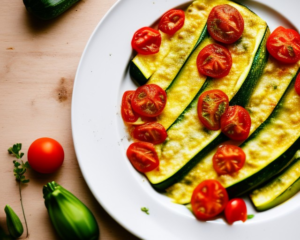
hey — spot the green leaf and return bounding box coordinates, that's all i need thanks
[24,162,31,169]
[141,207,149,215]
[247,214,255,220]
[21,179,30,183]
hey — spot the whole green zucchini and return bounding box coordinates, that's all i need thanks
[43,181,99,240]
[23,0,80,20]
[4,205,24,239]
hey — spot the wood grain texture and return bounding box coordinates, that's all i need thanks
[0,0,139,239]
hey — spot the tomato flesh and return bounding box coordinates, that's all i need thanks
[267,26,300,64]
[225,198,247,224]
[131,27,161,55]
[133,122,167,144]
[191,180,229,221]
[121,91,140,123]
[295,73,300,96]
[197,44,232,78]
[28,138,64,174]
[131,84,167,117]
[158,9,185,35]
[197,89,229,130]
[220,105,251,141]
[213,144,245,175]
[126,142,159,172]
[207,4,244,44]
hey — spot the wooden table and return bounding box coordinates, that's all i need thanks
[0,0,139,239]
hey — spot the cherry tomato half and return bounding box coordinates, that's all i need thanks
[207,4,244,44]
[131,84,167,117]
[267,26,300,64]
[197,89,229,130]
[197,44,232,78]
[28,138,64,174]
[158,9,185,35]
[126,142,159,172]
[191,179,229,221]
[224,198,247,224]
[295,73,300,96]
[121,91,140,123]
[213,144,246,175]
[133,122,167,144]
[220,105,251,141]
[131,27,161,55]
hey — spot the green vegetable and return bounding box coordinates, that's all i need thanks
[141,207,149,215]
[43,181,99,240]
[23,0,80,20]
[247,215,255,220]
[4,205,24,238]
[0,225,13,240]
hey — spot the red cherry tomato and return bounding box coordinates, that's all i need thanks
[121,91,140,123]
[197,44,232,78]
[126,142,159,172]
[133,122,167,144]
[131,84,167,117]
[267,26,300,64]
[295,73,300,96]
[191,179,229,221]
[197,89,229,130]
[225,198,247,224]
[207,4,244,44]
[220,106,251,141]
[131,27,161,55]
[28,138,64,174]
[213,144,246,175]
[158,9,185,35]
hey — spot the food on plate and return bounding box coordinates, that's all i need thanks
[132,122,167,144]
[196,43,232,78]
[212,144,245,175]
[220,105,251,141]
[131,27,161,55]
[294,72,300,96]
[207,4,244,44]
[197,89,229,131]
[158,9,185,35]
[224,198,247,224]
[121,91,140,123]
[28,138,64,174]
[126,142,159,173]
[266,26,300,64]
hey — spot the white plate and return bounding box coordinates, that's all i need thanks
[72,1,300,239]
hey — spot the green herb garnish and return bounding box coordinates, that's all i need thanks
[247,214,255,220]
[141,207,149,215]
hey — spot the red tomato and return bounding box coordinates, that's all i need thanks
[225,198,247,224]
[133,122,167,144]
[207,4,244,44]
[191,180,229,221]
[213,144,246,175]
[295,73,300,96]
[131,27,161,55]
[121,91,140,123]
[158,9,185,35]
[131,84,167,117]
[197,89,229,130]
[28,138,64,174]
[197,44,232,78]
[267,26,300,64]
[126,142,159,172]
[220,106,251,141]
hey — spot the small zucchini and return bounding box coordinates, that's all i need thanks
[4,205,24,239]
[23,0,80,20]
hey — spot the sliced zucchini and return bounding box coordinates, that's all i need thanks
[249,151,300,211]
[166,66,300,204]
[145,2,268,189]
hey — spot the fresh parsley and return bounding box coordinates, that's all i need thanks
[247,214,255,220]
[141,207,149,215]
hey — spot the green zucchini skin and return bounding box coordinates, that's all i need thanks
[23,0,80,20]
[152,28,269,191]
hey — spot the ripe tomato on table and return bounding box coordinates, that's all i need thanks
[196,44,232,78]
[197,89,229,130]
[220,105,251,141]
[191,179,228,221]
[225,198,247,224]
[133,122,167,144]
[207,4,244,44]
[267,26,300,64]
[131,27,161,55]
[158,9,185,35]
[131,84,167,117]
[126,142,159,172]
[28,138,64,174]
[212,144,246,175]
